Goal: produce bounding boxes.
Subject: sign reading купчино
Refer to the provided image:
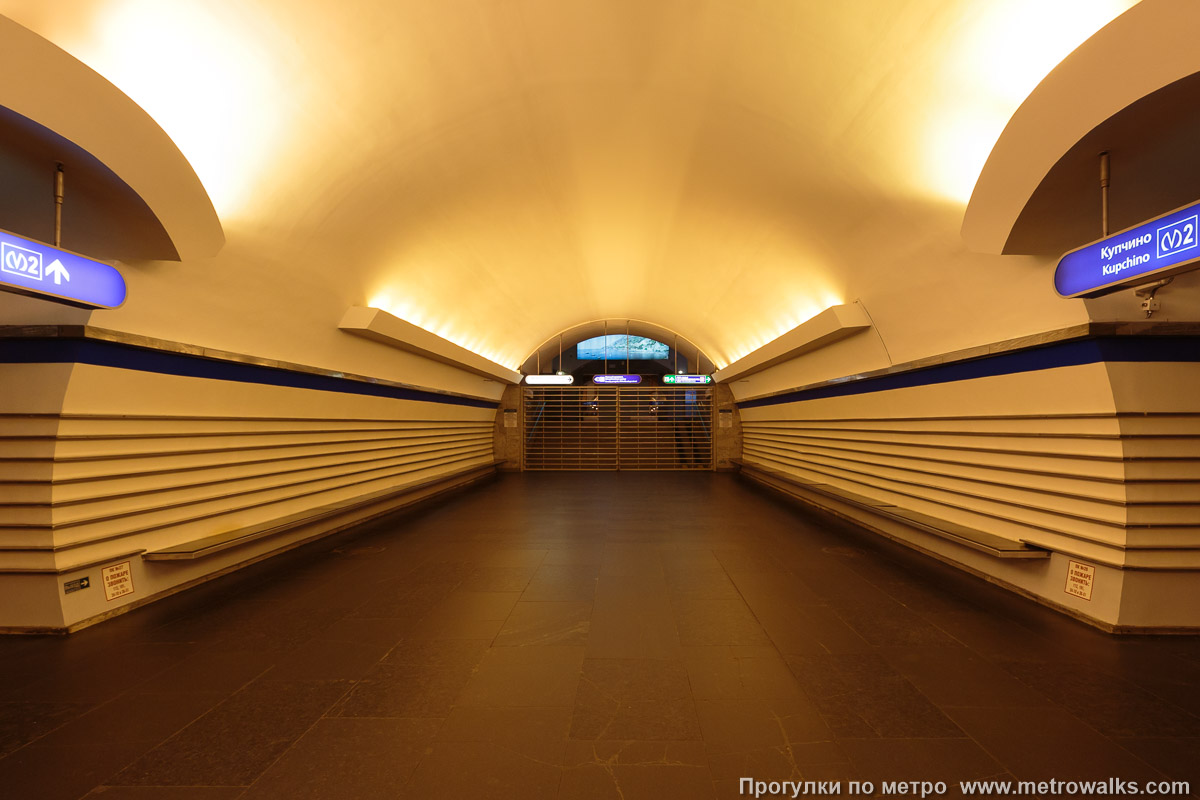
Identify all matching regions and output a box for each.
[1055,199,1200,298]
[0,228,126,309]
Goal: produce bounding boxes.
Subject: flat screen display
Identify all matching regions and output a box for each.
[576,335,668,361]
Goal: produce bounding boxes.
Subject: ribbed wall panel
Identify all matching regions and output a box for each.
[0,413,495,564]
[742,405,1200,567]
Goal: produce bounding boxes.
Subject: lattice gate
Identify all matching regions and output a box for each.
[523,386,713,470]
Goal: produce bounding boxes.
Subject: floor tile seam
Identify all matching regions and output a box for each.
[985,657,1200,737]
[947,707,1174,786]
[44,737,162,798]
[24,690,234,758]
[1084,671,1200,723]
[3,640,257,761]
[714,555,823,708]
[0,700,99,758]
[239,681,435,797]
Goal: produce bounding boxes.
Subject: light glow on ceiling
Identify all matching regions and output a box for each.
[922,0,1137,204]
[717,289,844,369]
[367,292,520,371]
[72,0,304,220]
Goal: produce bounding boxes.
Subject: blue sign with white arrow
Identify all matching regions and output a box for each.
[1055,199,1200,298]
[0,229,126,308]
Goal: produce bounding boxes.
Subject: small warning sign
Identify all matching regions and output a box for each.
[63,576,90,595]
[718,409,733,428]
[503,409,518,428]
[1064,559,1096,601]
[101,561,135,602]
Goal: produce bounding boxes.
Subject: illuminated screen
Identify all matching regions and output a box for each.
[577,335,669,361]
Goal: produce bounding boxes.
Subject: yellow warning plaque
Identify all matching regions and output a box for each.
[1064,560,1095,601]
[101,561,135,602]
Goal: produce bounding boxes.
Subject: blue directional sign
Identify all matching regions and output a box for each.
[593,374,641,384]
[0,229,126,308]
[1055,200,1200,298]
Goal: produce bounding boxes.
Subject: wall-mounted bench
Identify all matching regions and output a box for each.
[143,460,500,562]
[732,459,1049,559]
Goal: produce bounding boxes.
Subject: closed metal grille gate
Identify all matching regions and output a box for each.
[523,386,712,470]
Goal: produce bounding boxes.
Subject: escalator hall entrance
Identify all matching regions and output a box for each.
[523,386,713,470]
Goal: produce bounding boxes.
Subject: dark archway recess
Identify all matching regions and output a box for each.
[1006,72,1200,256]
[0,105,178,261]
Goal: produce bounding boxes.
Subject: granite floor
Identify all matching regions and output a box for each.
[1,472,1198,799]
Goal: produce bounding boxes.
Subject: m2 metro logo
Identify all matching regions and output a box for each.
[1055,202,1200,298]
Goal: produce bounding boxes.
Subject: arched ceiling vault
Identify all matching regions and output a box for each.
[0,1,1144,372]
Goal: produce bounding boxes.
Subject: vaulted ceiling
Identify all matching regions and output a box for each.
[0,0,1144,371]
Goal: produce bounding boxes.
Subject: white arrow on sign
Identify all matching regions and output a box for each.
[46,259,70,285]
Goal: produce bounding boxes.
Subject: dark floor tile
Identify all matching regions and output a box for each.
[838,738,1008,786]
[239,717,440,800]
[767,606,874,656]
[262,637,392,680]
[729,570,826,610]
[587,586,681,659]
[404,612,505,640]
[0,742,146,800]
[664,569,742,599]
[402,742,561,800]
[0,700,94,757]
[599,545,666,578]
[672,597,770,647]
[437,706,571,763]
[713,549,790,573]
[560,752,715,799]
[12,642,202,703]
[494,601,592,646]
[348,581,458,619]
[522,564,600,602]
[683,648,803,700]
[925,610,1069,663]
[696,696,833,755]
[332,660,476,718]
[383,637,491,666]
[429,591,522,621]
[787,654,964,739]
[1114,738,1200,797]
[403,562,476,585]
[946,706,1168,783]
[83,788,244,799]
[707,738,851,797]
[541,547,606,567]
[309,615,419,647]
[1001,661,1200,737]
[31,691,226,749]
[459,565,538,592]
[457,646,585,707]
[824,593,960,647]
[132,648,276,694]
[879,646,1055,708]
[571,658,700,741]
[659,550,724,573]
[111,679,350,786]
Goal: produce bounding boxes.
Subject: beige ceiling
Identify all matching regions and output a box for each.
[0,0,1139,371]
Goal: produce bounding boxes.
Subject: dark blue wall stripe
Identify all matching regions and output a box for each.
[740,336,1200,409]
[0,338,499,409]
